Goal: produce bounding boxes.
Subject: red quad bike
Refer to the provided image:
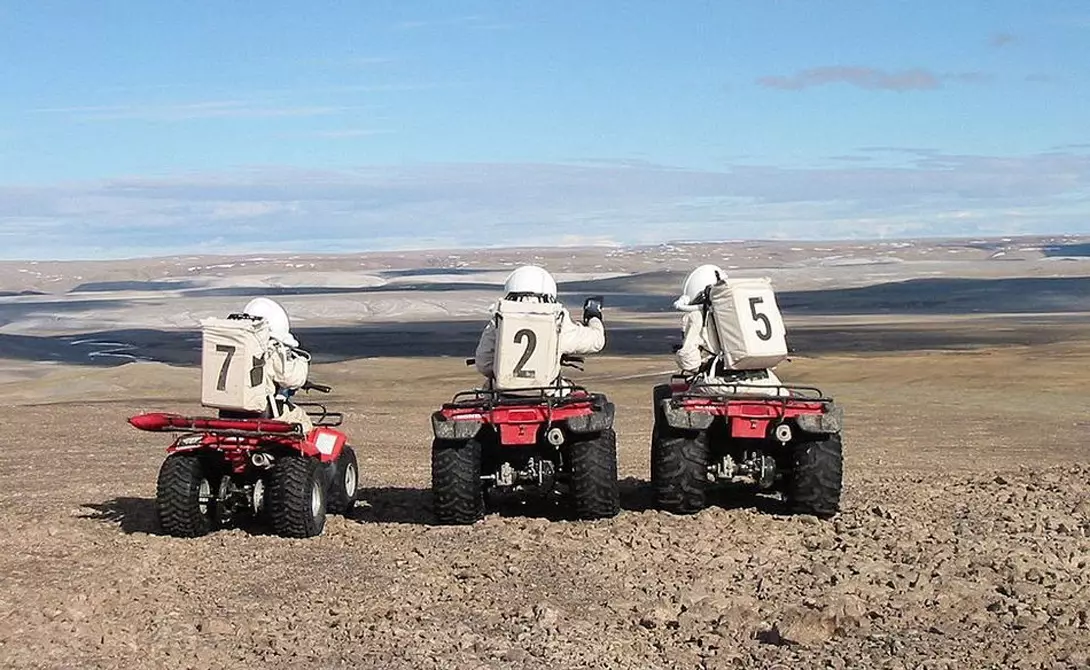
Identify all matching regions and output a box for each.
[128,382,359,538]
[651,373,844,518]
[430,356,619,524]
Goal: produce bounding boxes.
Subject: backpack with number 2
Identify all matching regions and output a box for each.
[492,300,563,390]
[707,277,789,370]
[199,316,276,412]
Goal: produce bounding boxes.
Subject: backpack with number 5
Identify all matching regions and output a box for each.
[199,316,276,412]
[707,277,789,370]
[492,300,563,391]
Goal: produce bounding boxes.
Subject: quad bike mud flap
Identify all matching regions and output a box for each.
[660,401,715,430]
[565,402,615,434]
[430,411,484,441]
[300,426,348,463]
[795,406,844,434]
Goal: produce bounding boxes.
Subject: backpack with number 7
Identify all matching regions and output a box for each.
[707,277,789,370]
[199,316,276,412]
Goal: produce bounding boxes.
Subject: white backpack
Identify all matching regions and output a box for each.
[491,299,563,391]
[199,316,275,412]
[707,278,789,370]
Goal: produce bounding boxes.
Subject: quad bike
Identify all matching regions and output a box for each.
[128,382,359,538]
[651,368,843,518]
[430,356,620,524]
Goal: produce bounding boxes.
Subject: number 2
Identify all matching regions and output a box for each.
[749,297,773,341]
[513,328,537,378]
[215,344,236,390]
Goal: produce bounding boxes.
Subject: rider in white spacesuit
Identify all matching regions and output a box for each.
[240,297,314,431]
[474,265,605,388]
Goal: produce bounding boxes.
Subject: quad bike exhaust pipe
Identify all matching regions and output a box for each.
[546,427,565,446]
[251,452,274,468]
[774,423,793,443]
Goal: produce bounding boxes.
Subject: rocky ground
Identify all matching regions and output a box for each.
[1,339,1089,669]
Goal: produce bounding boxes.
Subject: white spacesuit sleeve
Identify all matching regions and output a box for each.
[268,341,309,391]
[559,310,605,355]
[474,320,497,377]
[676,310,707,373]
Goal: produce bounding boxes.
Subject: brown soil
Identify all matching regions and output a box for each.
[2,322,1089,669]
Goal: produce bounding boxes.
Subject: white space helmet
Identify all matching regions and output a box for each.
[243,297,298,347]
[504,265,558,301]
[674,264,725,311]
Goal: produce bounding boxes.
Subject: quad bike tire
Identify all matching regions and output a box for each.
[652,429,710,515]
[568,428,620,520]
[649,384,673,486]
[327,445,359,516]
[431,438,484,525]
[784,433,843,518]
[267,455,327,538]
[156,453,218,537]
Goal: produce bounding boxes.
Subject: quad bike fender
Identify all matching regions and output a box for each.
[660,399,715,430]
[431,410,483,441]
[795,404,843,434]
[299,427,348,463]
[565,401,615,434]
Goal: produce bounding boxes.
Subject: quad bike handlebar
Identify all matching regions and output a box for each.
[302,381,332,393]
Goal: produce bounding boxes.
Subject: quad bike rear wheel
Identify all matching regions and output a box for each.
[652,429,710,515]
[431,438,484,525]
[156,453,218,537]
[327,445,359,516]
[267,455,327,538]
[783,434,843,518]
[568,428,620,520]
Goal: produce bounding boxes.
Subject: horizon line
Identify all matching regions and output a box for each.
[0,231,1084,264]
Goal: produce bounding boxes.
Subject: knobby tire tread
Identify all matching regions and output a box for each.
[569,428,620,520]
[431,438,484,525]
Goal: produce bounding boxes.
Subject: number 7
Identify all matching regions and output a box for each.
[215,344,236,390]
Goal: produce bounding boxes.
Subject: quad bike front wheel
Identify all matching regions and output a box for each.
[431,438,484,525]
[649,384,673,487]
[327,445,359,516]
[652,429,710,515]
[783,434,843,518]
[267,455,327,538]
[568,428,620,520]
[156,453,218,537]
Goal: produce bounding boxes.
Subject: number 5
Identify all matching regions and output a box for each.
[748,297,773,341]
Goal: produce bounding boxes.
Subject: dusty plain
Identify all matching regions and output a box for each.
[1,236,1089,669]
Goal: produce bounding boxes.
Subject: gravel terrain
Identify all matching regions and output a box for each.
[1,341,1089,669]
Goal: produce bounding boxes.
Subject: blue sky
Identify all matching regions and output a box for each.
[1,1,1088,259]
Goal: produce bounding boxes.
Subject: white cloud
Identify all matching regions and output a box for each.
[1,152,1088,259]
[756,66,992,91]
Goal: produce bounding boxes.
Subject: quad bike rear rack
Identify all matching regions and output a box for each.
[444,384,603,411]
[128,412,305,438]
[451,355,601,411]
[669,373,832,403]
